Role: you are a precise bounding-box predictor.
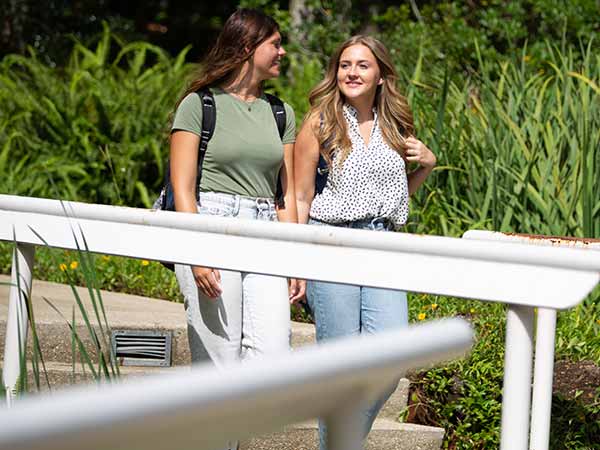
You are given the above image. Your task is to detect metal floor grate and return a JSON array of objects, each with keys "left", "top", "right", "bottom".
[{"left": 111, "top": 330, "right": 172, "bottom": 367}]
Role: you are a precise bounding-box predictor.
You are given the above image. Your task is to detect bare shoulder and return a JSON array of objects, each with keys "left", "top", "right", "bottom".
[{"left": 298, "top": 111, "right": 320, "bottom": 140}]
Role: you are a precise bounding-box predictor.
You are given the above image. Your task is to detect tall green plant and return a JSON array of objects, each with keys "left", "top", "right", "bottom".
[
  {"left": 0, "top": 23, "right": 193, "bottom": 207},
  {"left": 407, "top": 41, "right": 600, "bottom": 239}
]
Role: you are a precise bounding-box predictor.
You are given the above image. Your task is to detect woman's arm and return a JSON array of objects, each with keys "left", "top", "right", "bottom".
[
  {"left": 170, "top": 130, "right": 222, "bottom": 299},
  {"left": 276, "top": 142, "right": 305, "bottom": 302},
  {"left": 404, "top": 136, "right": 436, "bottom": 196},
  {"left": 170, "top": 131, "right": 200, "bottom": 213},
  {"left": 294, "top": 114, "right": 321, "bottom": 224},
  {"left": 275, "top": 143, "right": 299, "bottom": 224}
]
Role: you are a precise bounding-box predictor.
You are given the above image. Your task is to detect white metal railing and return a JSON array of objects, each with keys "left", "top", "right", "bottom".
[
  {"left": 0, "top": 318, "right": 472, "bottom": 450},
  {"left": 463, "top": 230, "right": 600, "bottom": 450},
  {"left": 1, "top": 194, "right": 599, "bottom": 450}
]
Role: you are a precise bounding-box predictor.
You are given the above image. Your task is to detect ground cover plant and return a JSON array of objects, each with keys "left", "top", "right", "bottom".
[{"left": 1, "top": 21, "right": 599, "bottom": 450}]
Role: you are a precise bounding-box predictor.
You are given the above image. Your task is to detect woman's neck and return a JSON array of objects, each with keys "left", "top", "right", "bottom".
[
  {"left": 222, "top": 64, "right": 262, "bottom": 100},
  {"left": 347, "top": 96, "right": 375, "bottom": 122}
]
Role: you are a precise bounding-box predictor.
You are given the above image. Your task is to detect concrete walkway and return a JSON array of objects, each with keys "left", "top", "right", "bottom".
[{"left": 0, "top": 274, "right": 316, "bottom": 361}]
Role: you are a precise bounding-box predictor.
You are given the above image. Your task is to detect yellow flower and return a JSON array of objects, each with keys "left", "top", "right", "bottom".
[
  {"left": 70, "top": 261, "right": 78, "bottom": 270},
  {"left": 102, "top": 255, "right": 110, "bottom": 262},
  {"left": 431, "top": 303, "right": 438, "bottom": 310},
  {"left": 523, "top": 55, "right": 531, "bottom": 62},
  {"left": 418, "top": 313, "right": 426, "bottom": 321},
  {"left": 59, "top": 263, "right": 67, "bottom": 272},
  {"left": 141, "top": 260, "right": 150, "bottom": 266},
  {"left": 470, "top": 308, "right": 475, "bottom": 314}
]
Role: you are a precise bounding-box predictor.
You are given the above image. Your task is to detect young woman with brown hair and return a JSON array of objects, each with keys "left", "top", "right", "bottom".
[
  {"left": 163, "top": 12, "right": 303, "bottom": 446},
  {"left": 294, "top": 35, "right": 437, "bottom": 448}
]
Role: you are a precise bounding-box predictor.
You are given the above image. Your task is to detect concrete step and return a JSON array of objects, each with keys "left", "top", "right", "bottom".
[
  {"left": 0, "top": 360, "right": 186, "bottom": 392},
  {"left": 243, "top": 419, "right": 444, "bottom": 450},
  {"left": 381, "top": 377, "right": 409, "bottom": 420},
  {"left": 0, "top": 276, "right": 317, "bottom": 365},
  {"left": 0, "top": 275, "right": 190, "bottom": 365}
]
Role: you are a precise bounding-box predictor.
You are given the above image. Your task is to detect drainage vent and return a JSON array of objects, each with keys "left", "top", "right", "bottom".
[{"left": 111, "top": 330, "right": 172, "bottom": 367}]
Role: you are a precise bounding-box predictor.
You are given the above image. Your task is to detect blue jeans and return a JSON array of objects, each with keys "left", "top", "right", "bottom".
[{"left": 306, "top": 218, "right": 408, "bottom": 450}]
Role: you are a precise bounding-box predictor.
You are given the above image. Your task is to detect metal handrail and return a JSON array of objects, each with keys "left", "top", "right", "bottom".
[
  {"left": 0, "top": 194, "right": 598, "bottom": 272},
  {"left": 463, "top": 230, "right": 600, "bottom": 450},
  {"left": 0, "top": 319, "right": 472, "bottom": 450}
]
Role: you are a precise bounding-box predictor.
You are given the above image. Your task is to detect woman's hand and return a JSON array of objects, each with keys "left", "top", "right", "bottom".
[
  {"left": 288, "top": 278, "right": 306, "bottom": 304},
  {"left": 405, "top": 137, "right": 436, "bottom": 169},
  {"left": 192, "top": 266, "right": 222, "bottom": 299}
]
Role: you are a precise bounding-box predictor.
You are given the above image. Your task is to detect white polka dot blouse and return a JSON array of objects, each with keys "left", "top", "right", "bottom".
[{"left": 309, "top": 104, "right": 409, "bottom": 230}]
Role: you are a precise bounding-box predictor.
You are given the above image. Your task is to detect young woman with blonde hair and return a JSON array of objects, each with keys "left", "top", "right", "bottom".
[{"left": 294, "top": 35, "right": 436, "bottom": 448}]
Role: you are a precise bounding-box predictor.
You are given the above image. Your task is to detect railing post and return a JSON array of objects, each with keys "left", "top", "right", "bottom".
[
  {"left": 3, "top": 243, "right": 35, "bottom": 406},
  {"left": 529, "top": 308, "right": 557, "bottom": 450},
  {"left": 501, "top": 305, "right": 535, "bottom": 450},
  {"left": 324, "top": 394, "right": 366, "bottom": 450}
]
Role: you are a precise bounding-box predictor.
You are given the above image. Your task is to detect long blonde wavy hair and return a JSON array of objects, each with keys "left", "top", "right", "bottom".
[{"left": 308, "top": 35, "right": 414, "bottom": 165}]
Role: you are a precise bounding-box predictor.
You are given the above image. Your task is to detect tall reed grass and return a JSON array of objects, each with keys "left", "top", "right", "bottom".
[
  {"left": 405, "top": 42, "right": 600, "bottom": 239},
  {"left": 5, "top": 229, "right": 120, "bottom": 398}
]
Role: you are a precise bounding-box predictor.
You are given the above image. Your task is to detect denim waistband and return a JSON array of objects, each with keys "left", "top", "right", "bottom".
[
  {"left": 199, "top": 191, "right": 275, "bottom": 212},
  {"left": 309, "top": 217, "right": 394, "bottom": 231}
]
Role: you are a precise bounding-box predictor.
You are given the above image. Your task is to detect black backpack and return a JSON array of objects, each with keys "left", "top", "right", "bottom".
[
  {"left": 315, "top": 153, "right": 329, "bottom": 195},
  {"left": 159, "top": 87, "right": 287, "bottom": 212}
]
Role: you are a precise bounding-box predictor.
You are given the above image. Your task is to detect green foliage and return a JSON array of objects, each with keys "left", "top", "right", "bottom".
[
  {"left": 404, "top": 42, "right": 600, "bottom": 239},
  {"left": 269, "top": 53, "right": 324, "bottom": 125},
  {"left": 556, "top": 288, "right": 600, "bottom": 363},
  {"left": 550, "top": 391, "right": 600, "bottom": 449},
  {"left": 0, "top": 23, "right": 192, "bottom": 207},
  {"left": 375, "top": 0, "right": 600, "bottom": 73},
  {"left": 4, "top": 231, "right": 122, "bottom": 398}
]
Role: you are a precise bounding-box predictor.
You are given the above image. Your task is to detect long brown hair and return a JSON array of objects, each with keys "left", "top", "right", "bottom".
[
  {"left": 175, "top": 8, "right": 279, "bottom": 108},
  {"left": 308, "top": 35, "right": 414, "bottom": 165}
]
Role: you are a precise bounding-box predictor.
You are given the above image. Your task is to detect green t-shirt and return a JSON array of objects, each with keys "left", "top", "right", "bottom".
[{"left": 171, "top": 88, "right": 296, "bottom": 198}]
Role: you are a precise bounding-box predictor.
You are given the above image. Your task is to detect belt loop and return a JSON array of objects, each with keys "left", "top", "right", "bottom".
[{"left": 233, "top": 194, "right": 241, "bottom": 217}]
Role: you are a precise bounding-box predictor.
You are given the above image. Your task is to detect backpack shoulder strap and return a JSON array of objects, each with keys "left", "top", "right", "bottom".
[
  {"left": 194, "top": 87, "right": 216, "bottom": 200},
  {"left": 197, "top": 87, "right": 216, "bottom": 153},
  {"left": 315, "top": 113, "right": 330, "bottom": 195},
  {"left": 265, "top": 93, "right": 287, "bottom": 207},
  {"left": 264, "top": 93, "right": 286, "bottom": 140}
]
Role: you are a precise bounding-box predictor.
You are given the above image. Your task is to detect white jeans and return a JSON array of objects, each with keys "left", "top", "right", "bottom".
[
  {"left": 175, "top": 191, "right": 290, "bottom": 366},
  {"left": 175, "top": 192, "right": 290, "bottom": 450}
]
